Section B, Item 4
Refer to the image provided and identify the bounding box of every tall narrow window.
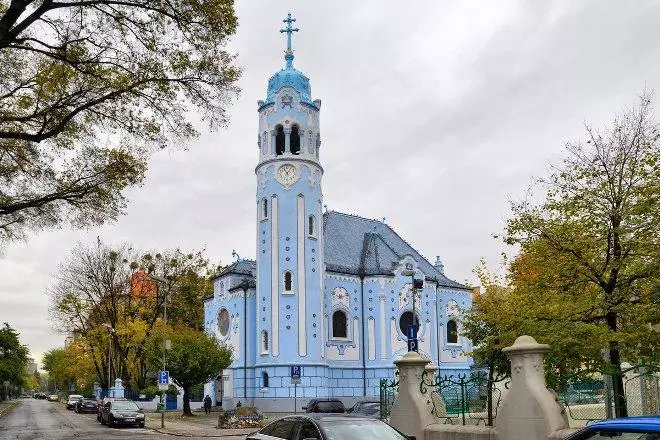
[261,331,269,353]
[262,371,269,388]
[262,198,268,220]
[447,319,458,344]
[308,215,316,237]
[284,271,292,292]
[291,124,300,155]
[332,310,348,338]
[275,125,285,155]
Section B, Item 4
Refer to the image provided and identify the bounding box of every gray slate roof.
[212,259,256,280]
[323,211,468,290]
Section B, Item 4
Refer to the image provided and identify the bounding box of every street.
[0,398,169,439]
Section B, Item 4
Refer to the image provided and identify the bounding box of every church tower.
[255,14,325,366]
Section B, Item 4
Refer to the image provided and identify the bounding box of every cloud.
[1,0,659,361]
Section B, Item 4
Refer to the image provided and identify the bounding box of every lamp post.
[148,273,170,429]
[101,323,115,397]
[402,264,423,352]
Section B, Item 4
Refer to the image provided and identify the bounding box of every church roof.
[212,259,256,280]
[323,211,468,290]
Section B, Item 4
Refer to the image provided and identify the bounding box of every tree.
[500,93,660,416]
[42,341,97,394]
[0,0,240,242]
[0,323,29,399]
[48,239,219,390]
[145,324,231,415]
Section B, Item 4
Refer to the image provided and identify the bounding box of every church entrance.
[215,371,224,406]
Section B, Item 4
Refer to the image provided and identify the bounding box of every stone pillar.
[389,352,434,440]
[497,336,568,440]
[424,363,445,422]
[110,378,125,399]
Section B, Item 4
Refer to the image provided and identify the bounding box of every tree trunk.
[183,385,191,415]
[487,361,494,426]
[607,311,628,417]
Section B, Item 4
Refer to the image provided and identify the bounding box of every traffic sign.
[407,338,418,352]
[290,365,301,379]
[291,377,301,385]
[407,324,417,340]
[158,371,169,385]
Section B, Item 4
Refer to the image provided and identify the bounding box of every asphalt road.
[0,398,168,439]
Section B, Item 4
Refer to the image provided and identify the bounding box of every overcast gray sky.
[2,0,659,366]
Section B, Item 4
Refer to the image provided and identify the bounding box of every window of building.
[399,311,420,335]
[218,309,230,337]
[275,125,285,155]
[283,271,292,292]
[447,319,459,344]
[261,331,269,354]
[262,371,269,389]
[291,124,300,155]
[262,198,268,220]
[332,310,348,338]
[308,215,316,237]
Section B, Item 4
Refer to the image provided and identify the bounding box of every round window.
[218,309,230,336]
[399,311,420,335]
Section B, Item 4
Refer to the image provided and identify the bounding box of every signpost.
[291,366,301,413]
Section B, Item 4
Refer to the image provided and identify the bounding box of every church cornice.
[255,157,324,175]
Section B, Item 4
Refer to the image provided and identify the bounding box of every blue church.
[203,14,473,412]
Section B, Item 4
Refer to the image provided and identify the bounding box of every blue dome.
[260,53,317,110]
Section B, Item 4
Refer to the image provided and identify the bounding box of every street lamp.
[101,323,115,397]
[402,263,423,352]
[148,273,170,429]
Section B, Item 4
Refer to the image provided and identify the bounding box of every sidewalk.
[0,400,19,418]
[145,411,257,438]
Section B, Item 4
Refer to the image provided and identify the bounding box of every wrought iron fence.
[379,372,399,421]
[547,360,660,422]
[420,370,509,426]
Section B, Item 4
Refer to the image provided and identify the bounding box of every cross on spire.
[280,12,299,67]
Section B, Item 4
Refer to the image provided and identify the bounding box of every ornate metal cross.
[280,12,299,52]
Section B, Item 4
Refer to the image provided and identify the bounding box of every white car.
[66,394,83,410]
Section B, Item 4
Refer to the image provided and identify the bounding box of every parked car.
[47,394,59,402]
[302,399,345,413]
[99,399,145,428]
[347,400,380,417]
[247,414,414,440]
[66,394,84,410]
[564,416,660,439]
[96,396,127,422]
[75,397,100,414]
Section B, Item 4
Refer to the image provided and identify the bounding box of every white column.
[297,195,307,356]
[271,196,279,356]
[389,352,434,440]
[379,294,387,359]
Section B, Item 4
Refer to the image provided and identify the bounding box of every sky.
[2,0,660,366]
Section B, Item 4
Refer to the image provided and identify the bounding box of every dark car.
[99,399,145,428]
[302,399,345,413]
[96,397,128,422]
[246,414,414,440]
[347,400,380,417]
[75,397,99,414]
[564,416,660,439]
[66,394,84,410]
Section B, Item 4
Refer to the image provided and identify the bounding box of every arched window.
[262,198,268,220]
[332,310,348,338]
[275,125,285,155]
[262,371,269,388]
[283,271,292,292]
[291,124,300,155]
[308,215,316,237]
[399,311,420,335]
[218,309,230,337]
[447,319,458,344]
[261,331,269,353]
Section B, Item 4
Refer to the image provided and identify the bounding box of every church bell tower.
[255,13,325,365]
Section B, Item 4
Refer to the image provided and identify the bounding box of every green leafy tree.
[0,0,240,242]
[0,323,29,399]
[146,324,232,415]
[498,93,660,417]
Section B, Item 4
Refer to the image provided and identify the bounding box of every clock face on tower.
[276,164,298,187]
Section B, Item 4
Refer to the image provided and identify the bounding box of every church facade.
[203,15,473,411]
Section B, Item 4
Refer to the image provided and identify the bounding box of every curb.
[150,427,250,438]
[0,401,18,418]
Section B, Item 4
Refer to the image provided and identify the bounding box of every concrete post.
[389,352,434,440]
[110,378,125,399]
[497,336,569,440]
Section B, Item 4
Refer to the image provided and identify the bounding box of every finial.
[231,250,240,261]
[323,204,328,212]
[280,12,299,68]
[382,217,387,224]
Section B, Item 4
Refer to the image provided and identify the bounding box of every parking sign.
[290,365,301,379]
[158,371,169,385]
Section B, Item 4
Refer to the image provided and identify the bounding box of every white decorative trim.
[297,194,307,356]
[379,294,387,359]
[271,195,279,356]
[325,273,360,283]
[367,317,376,360]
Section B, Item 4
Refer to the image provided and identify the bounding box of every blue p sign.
[290,366,301,378]
[159,371,169,385]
